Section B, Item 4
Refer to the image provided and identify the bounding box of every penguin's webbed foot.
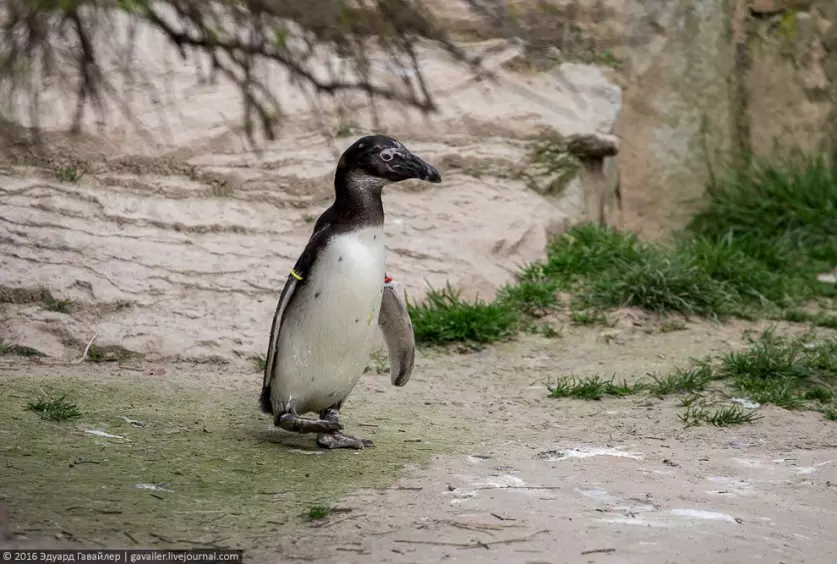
[276,413,342,434]
[317,431,374,450]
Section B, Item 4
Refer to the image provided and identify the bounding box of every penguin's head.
[337,135,442,185]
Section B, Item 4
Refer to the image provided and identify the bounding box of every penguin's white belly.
[273,226,386,414]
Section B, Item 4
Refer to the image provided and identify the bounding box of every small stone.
[817,272,836,284]
[565,133,619,159]
[749,0,785,15]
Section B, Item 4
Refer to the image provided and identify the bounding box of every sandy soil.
[3,317,836,563]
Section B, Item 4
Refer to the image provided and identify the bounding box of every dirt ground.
[3,317,837,563]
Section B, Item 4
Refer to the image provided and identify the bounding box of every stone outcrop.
[0,13,622,361]
[430,0,836,238]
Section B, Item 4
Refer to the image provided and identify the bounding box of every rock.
[749,0,786,15]
[566,133,620,160]
[0,12,623,361]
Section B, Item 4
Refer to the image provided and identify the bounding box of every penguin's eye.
[380,148,398,162]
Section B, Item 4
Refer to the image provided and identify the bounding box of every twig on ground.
[311,513,364,529]
[581,548,616,555]
[490,512,516,521]
[74,333,99,364]
[474,485,561,490]
[446,521,520,534]
[394,528,549,549]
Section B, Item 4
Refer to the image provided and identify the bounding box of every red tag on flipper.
[384,275,393,284]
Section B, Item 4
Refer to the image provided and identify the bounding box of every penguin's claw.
[317,431,374,450]
[320,407,341,425]
[277,413,342,434]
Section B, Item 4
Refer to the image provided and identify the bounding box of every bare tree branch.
[0,0,517,146]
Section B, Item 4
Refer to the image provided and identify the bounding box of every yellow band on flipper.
[290,269,303,281]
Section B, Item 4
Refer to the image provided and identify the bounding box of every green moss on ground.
[0,375,449,549]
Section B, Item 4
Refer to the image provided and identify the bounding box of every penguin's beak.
[406,152,442,183]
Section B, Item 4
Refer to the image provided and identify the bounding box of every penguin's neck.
[333,169,386,225]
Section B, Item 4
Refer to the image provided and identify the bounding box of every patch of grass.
[26,394,82,422]
[592,49,624,68]
[43,296,73,313]
[305,505,332,520]
[523,222,782,319]
[547,330,837,424]
[688,152,837,294]
[335,123,360,138]
[54,164,85,183]
[716,329,837,410]
[409,152,837,346]
[0,339,44,357]
[86,344,138,364]
[570,309,613,326]
[0,286,75,313]
[1,374,452,554]
[679,393,704,408]
[781,309,837,329]
[645,364,714,396]
[548,375,640,400]
[250,354,266,372]
[659,318,687,332]
[497,277,560,317]
[540,324,561,339]
[407,284,519,346]
[524,138,580,196]
[678,405,762,428]
[523,223,645,283]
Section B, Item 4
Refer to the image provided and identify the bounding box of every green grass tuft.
[335,123,360,138]
[54,164,86,183]
[781,309,837,329]
[678,405,762,428]
[43,296,73,313]
[570,309,613,326]
[497,276,561,316]
[26,394,82,422]
[717,329,837,410]
[0,339,45,357]
[547,375,640,400]
[407,284,519,345]
[546,330,837,424]
[305,505,332,520]
[250,354,266,372]
[645,364,714,396]
[688,152,837,278]
[659,318,687,332]
[85,344,138,364]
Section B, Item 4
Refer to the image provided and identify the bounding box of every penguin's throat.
[339,170,389,201]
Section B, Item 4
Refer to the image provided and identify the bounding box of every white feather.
[271,225,386,414]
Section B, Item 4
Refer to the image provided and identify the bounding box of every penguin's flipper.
[378,279,415,387]
[260,230,327,414]
[260,273,299,414]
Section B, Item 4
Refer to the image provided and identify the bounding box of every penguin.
[260,135,441,449]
